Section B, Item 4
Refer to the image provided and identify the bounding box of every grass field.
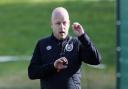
[0,0,116,89]
[0,0,115,65]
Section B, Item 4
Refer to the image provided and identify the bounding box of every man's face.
[51,13,70,40]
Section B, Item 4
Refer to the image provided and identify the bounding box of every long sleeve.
[78,33,101,65]
[28,41,56,80]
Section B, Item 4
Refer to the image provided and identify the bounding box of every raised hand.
[72,22,85,37]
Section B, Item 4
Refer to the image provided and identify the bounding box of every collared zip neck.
[50,34,70,43]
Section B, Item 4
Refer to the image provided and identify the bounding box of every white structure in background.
[0,56,30,62]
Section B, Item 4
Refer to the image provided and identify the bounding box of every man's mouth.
[59,31,65,34]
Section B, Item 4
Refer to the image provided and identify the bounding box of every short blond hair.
[51,7,69,22]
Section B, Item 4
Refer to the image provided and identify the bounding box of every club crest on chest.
[46,45,52,51]
[65,43,73,52]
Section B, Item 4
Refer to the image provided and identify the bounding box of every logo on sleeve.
[46,45,52,51]
[65,43,73,52]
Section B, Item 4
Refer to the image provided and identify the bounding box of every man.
[28,7,101,89]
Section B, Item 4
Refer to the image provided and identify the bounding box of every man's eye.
[56,22,61,25]
[63,21,66,25]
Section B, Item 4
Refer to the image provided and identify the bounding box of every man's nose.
[60,23,65,30]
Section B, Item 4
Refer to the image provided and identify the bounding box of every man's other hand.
[54,57,68,72]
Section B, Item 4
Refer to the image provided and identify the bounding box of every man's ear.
[69,19,70,25]
[51,21,53,28]
[68,19,70,27]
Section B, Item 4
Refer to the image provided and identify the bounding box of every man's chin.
[59,36,66,40]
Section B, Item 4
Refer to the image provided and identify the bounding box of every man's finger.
[61,57,68,64]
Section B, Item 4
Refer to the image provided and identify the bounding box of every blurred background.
[0,0,116,89]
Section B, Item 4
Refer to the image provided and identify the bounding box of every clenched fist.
[72,22,85,37]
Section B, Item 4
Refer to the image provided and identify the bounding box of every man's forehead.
[52,7,69,20]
